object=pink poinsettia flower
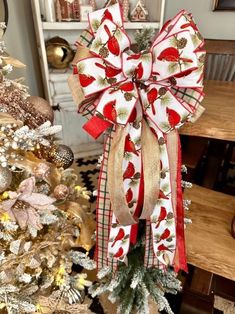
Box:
[0,177,56,230]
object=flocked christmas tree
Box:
[0,22,96,313]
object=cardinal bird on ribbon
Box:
[69,3,206,272]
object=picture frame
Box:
[80,5,93,21]
[213,0,235,11]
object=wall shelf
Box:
[31,0,165,154]
[42,21,160,30]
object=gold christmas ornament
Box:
[49,145,74,169]
[54,184,69,200]
[46,37,75,69]
[0,166,12,193]
[28,96,54,124]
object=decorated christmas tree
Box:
[0,22,96,313]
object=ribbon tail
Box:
[108,213,132,264]
[166,130,188,273]
[140,119,160,219]
[107,125,138,226]
[83,116,112,139]
[176,132,188,272]
[149,126,176,268]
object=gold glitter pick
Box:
[1,55,26,68]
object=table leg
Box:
[180,267,214,314]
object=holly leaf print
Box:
[161,94,172,106]
[129,179,139,187]
[77,62,85,74]
[141,53,151,62]
[191,33,200,47]
[97,76,108,87]
[92,19,101,31]
[125,69,135,77]
[181,113,189,123]
[117,108,129,121]
[143,101,150,111]
[151,215,157,224]
[156,199,163,206]
[134,136,141,147]
[159,122,171,132]
[161,183,170,193]
[124,152,133,160]
[169,36,178,48]
[168,62,179,74]
[166,218,174,227]
[115,28,123,41]
[92,38,103,51]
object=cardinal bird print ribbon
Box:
[70,3,206,272]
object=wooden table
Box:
[181,80,235,142]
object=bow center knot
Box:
[122,51,153,82]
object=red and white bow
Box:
[75,3,205,271]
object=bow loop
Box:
[152,30,200,84]
[78,57,126,97]
[89,3,124,34]
[140,83,192,133]
[90,19,130,69]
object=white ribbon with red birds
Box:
[75,3,205,271]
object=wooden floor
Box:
[185,185,235,282]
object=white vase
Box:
[44,0,56,22]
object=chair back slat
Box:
[216,55,226,80]
[204,39,235,81]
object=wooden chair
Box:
[203,40,235,190]
[185,40,235,188]
[182,40,235,181]
[180,41,235,313]
[205,39,235,81]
